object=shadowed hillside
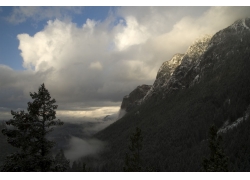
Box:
[87,18,250,171]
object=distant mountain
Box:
[89,17,250,171]
[102,114,117,121]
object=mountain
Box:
[144,34,212,102]
[120,18,250,112]
[76,18,250,171]
[89,18,250,171]
[120,84,152,114]
[119,34,212,112]
[143,53,184,101]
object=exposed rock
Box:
[120,84,152,113]
[119,17,250,114]
[143,53,184,101]
[102,115,113,121]
[143,35,212,101]
[163,35,212,93]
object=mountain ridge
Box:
[120,17,250,113]
[120,34,212,112]
[89,17,250,171]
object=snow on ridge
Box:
[143,35,212,102]
[218,113,249,134]
[242,18,250,30]
[157,53,184,75]
[185,35,212,57]
[230,17,250,31]
[218,103,250,134]
[218,117,244,134]
[142,53,184,102]
[190,74,199,86]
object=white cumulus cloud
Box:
[1,6,250,120]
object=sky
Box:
[1,5,250,121]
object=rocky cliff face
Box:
[119,35,212,112]
[120,84,151,113]
[200,17,250,78]
[94,17,250,172]
[165,35,212,89]
[146,34,212,100]
[121,35,211,109]
[119,17,250,114]
[142,53,184,101]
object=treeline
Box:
[0,83,235,172]
[87,29,250,171]
[2,45,250,172]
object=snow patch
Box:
[242,18,250,30]
[218,112,249,134]
[218,117,244,134]
[124,95,129,99]
[194,74,199,81]
[230,18,250,32]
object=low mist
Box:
[64,136,105,162]
[58,109,124,163]
[118,108,126,119]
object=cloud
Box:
[64,136,104,162]
[57,106,120,119]
[1,7,250,120]
[16,18,154,107]
[0,65,48,108]
[6,7,83,24]
[114,16,150,50]
[89,61,103,70]
[63,111,121,162]
[0,107,11,120]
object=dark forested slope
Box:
[91,18,250,171]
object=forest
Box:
[1,18,250,172]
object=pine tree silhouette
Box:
[1,83,63,172]
[202,125,229,172]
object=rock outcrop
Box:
[120,84,152,113]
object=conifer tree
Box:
[71,161,78,172]
[53,149,70,172]
[123,127,143,172]
[82,163,87,172]
[202,125,229,172]
[1,83,63,172]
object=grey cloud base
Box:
[1,7,250,119]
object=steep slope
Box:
[120,84,151,113]
[119,53,184,113]
[144,35,212,102]
[122,35,212,110]
[163,35,211,92]
[143,53,184,101]
[90,18,250,172]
